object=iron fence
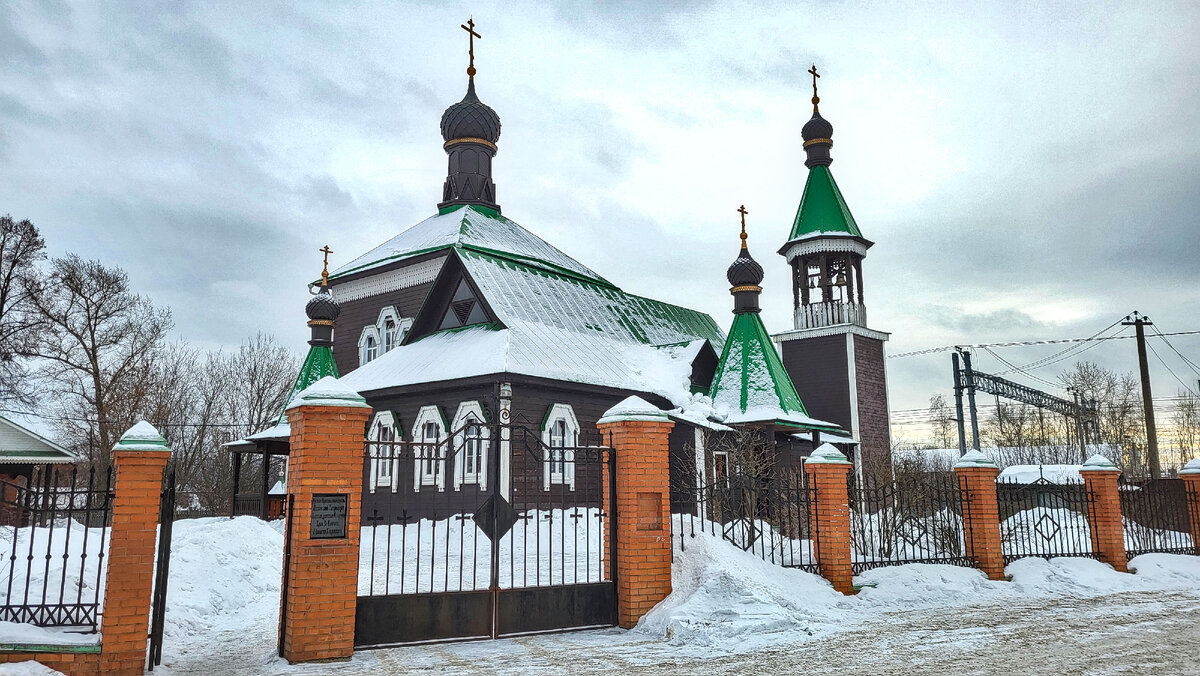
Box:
[849,472,972,573]
[997,472,1096,563]
[358,423,612,596]
[0,465,113,631]
[671,467,819,573]
[1120,477,1197,558]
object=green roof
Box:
[787,164,863,242]
[709,312,840,431]
[275,345,339,424]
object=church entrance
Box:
[352,421,616,647]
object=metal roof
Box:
[0,415,75,464]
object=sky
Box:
[3,0,1199,438]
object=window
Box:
[368,411,400,492]
[713,451,730,488]
[452,401,490,491]
[358,327,381,366]
[541,404,578,491]
[412,406,447,491]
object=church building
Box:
[231,35,888,516]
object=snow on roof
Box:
[340,249,724,407]
[0,415,75,464]
[998,464,1084,485]
[330,205,609,286]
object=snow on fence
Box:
[670,469,818,573]
[849,473,972,573]
[997,475,1097,563]
[358,507,605,595]
[0,466,113,631]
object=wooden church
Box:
[230,36,892,516]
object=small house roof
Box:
[0,415,75,464]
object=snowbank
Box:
[637,530,846,646]
[0,621,99,646]
[0,661,64,675]
[162,517,284,642]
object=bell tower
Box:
[774,67,892,470]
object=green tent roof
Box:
[786,164,863,242]
[275,344,339,425]
[708,311,840,431]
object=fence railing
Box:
[1120,477,1197,558]
[0,465,113,631]
[670,468,819,573]
[849,472,972,573]
[997,476,1097,563]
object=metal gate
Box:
[147,464,177,670]
[354,420,616,647]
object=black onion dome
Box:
[305,288,340,322]
[440,79,501,144]
[802,111,833,142]
[727,247,764,287]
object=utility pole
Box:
[960,349,982,451]
[952,353,967,455]
[1123,311,1160,478]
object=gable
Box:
[405,250,502,343]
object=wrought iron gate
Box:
[354,421,616,647]
[147,464,178,670]
[997,473,1097,562]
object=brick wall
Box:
[597,417,673,629]
[280,401,373,663]
[1082,469,1127,572]
[954,465,1005,580]
[0,652,100,674]
[805,457,854,594]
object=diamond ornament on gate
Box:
[473,493,519,541]
[1034,512,1061,543]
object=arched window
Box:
[412,406,447,492]
[367,411,400,492]
[541,403,578,491]
[374,307,412,355]
[358,326,381,366]
[452,401,490,491]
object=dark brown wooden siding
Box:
[332,280,436,377]
[781,333,851,431]
[853,335,891,472]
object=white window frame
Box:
[367,411,399,493]
[712,450,730,489]
[412,405,447,492]
[358,326,381,366]
[452,401,490,491]
[375,307,413,354]
[541,403,578,491]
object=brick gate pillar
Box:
[1177,458,1200,556]
[953,450,1005,580]
[280,377,372,663]
[1080,454,1127,573]
[100,422,172,676]
[805,444,855,595]
[597,396,674,629]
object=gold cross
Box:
[808,64,821,112]
[461,17,481,78]
[737,205,748,248]
[320,245,333,286]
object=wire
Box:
[996,318,1126,376]
[1151,325,1200,380]
[887,329,1200,359]
[980,346,1064,390]
[0,407,259,429]
[1145,340,1200,399]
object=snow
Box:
[998,464,1084,484]
[0,521,108,620]
[597,396,669,424]
[287,376,369,409]
[112,420,169,451]
[806,443,850,464]
[0,661,64,675]
[954,448,996,468]
[1080,453,1118,471]
[1180,457,1200,474]
[0,621,99,646]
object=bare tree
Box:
[1172,391,1200,469]
[1060,361,1146,473]
[0,215,46,406]
[927,393,956,449]
[31,255,172,467]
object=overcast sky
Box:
[4,0,1199,431]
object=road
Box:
[161,588,1200,675]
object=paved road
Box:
[161,589,1200,675]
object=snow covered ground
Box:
[5,515,1200,675]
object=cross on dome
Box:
[320,245,333,286]
[461,17,481,78]
[808,64,821,112]
[738,205,749,248]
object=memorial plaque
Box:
[310,493,348,539]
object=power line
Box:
[996,319,1126,376]
[1145,339,1200,399]
[1151,324,1200,380]
[887,329,1200,359]
[0,408,260,429]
